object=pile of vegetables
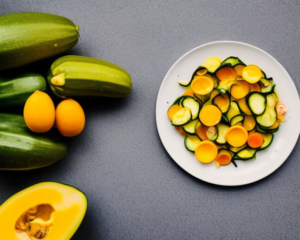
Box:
[0,12,132,239]
[167,56,287,168]
[0,12,132,171]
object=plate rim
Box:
[156,40,300,186]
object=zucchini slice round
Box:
[184,135,201,152]
[247,92,266,115]
[171,108,192,126]
[181,97,201,120]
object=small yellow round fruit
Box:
[55,99,85,137]
[23,90,55,133]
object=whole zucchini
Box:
[0,113,67,171]
[0,73,46,109]
[0,12,79,70]
[47,55,132,98]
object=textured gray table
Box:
[1,1,300,239]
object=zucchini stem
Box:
[51,73,65,86]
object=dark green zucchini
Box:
[0,12,79,70]
[0,113,67,171]
[0,73,46,109]
[47,55,132,98]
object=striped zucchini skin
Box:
[0,12,79,70]
[47,55,132,98]
[0,73,46,109]
[0,113,67,171]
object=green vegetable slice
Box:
[182,119,198,135]
[215,123,230,145]
[234,148,256,160]
[247,92,266,115]
[184,135,201,152]
[256,94,277,128]
[171,108,192,126]
[181,97,201,120]
[257,133,274,151]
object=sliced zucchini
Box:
[260,80,274,93]
[173,95,186,105]
[215,123,230,145]
[230,114,244,126]
[221,56,245,67]
[257,133,274,151]
[215,64,237,82]
[230,80,250,100]
[247,92,266,115]
[229,144,246,153]
[205,73,219,88]
[256,94,277,127]
[181,97,201,120]
[234,64,246,77]
[237,97,252,115]
[195,121,208,141]
[203,57,222,73]
[182,119,198,135]
[256,124,267,133]
[202,89,220,107]
[184,135,201,152]
[171,107,192,126]
[259,77,271,87]
[212,92,230,113]
[234,148,256,160]
[243,115,256,131]
[206,126,218,141]
[226,102,241,122]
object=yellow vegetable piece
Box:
[267,121,280,129]
[23,90,55,133]
[234,65,245,77]
[237,97,252,115]
[191,76,214,95]
[183,88,194,97]
[250,82,261,92]
[230,80,250,99]
[0,182,87,240]
[225,126,248,147]
[242,65,262,83]
[167,104,182,121]
[55,99,85,137]
[243,115,256,131]
[216,67,237,82]
[195,123,208,140]
[203,56,222,72]
[213,94,229,113]
[199,105,222,126]
[195,140,218,163]
[215,149,232,167]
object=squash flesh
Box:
[0,182,87,240]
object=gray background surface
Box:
[1,0,300,239]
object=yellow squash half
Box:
[0,182,87,240]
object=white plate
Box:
[156,41,300,186]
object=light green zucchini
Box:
[47,55,132,98]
